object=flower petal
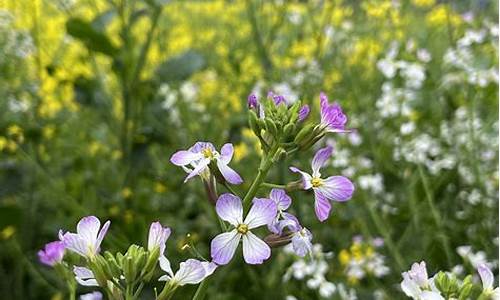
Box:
[74,266,99,287]
[219,143,234,164]
[291,228,313,257]
[216,160,243,185]
[289,167,313,189]
[77,216,100,247]
[95,220,110,252]
[175,259,206,286]
[421,291,444,300]
[244,198,277,229]
[242,231,271,264]
[62,233,89,257]
[478,263,494,290]
[270,188,291,210]
[170,150,203,166]
[184,158,210,182]
[311,146,333,176]
[148,222,171,253]
[313,190,332,222]
[201,261,217,277]
[159,255,174,278]
[319,176,354,202]
[210,230,240,265]
[216,193,243,226]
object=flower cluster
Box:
[401,260,499,299]
[39,90,355,299]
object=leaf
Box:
[66,17,118,56]
[155,50,205,82]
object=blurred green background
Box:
[0,0,498,299]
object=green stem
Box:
[262,182,286,189]
[192,278,210,300]
[417,165,453,267]
[242,148,277,206]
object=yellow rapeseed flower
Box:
[1,226,15,239]
[412,0,436,8]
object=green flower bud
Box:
[294,124,315,145]
[265,118,278,137]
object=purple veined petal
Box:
[242,231,271,264]
[289,167,313,190]
[216,160,243,185]
[95,220,110,253]
[219,143,234,164]
[201,261,217,277]
[478,263,494,290]
[170,150,203,166]
[311,146,333,177]
[148,222,171,253]
[58,230,65,241]
[80,291,103,300]
[210,230,241,265]
[319,176,354,202]
[281,212,301,232]
[267,218,281,235]
[76,216,100,248]
[244,198,277,229]
[175,259,206,286]
[216,193,243,226]
[409,261,428,287]
[184,158,210,182]
[62,233,89,257]
[74,266,98,287]
[159,255,174,278]
[291,228,313,257]
[270,188,291,211]
[319,92,329,113]
[298,105,310,122]
[313,190,332,222]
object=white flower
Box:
[158,256,216,287]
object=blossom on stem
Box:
[319,92,351,133]
[59,216,110,258]
[400,261,443,300]
[158,256,216,286]
[148,221,171,255]
[265,189,312,257]
[290,146,354,221]
[478,263,500,298]
[211,194,277,265]
[248,93,258,109]
[80,291,102,300]
[73,266,98,286]
[38,241,65,266]
[170,142,243,184]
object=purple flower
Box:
[247,93,258,109]
[290,146,354,221]
[268,91,286,106]
[159,256,217,286]
[266,189,292,234]
[74,266,98,286]
[148,222,171,255]
[319,92,351,133]
[170,142,243,185]
[59,216,110,258]
[80,292,102,300]
[298,105,310,122]
[210,194,277,265]
[38,241,65,266]
[478,263,499,296]
[80,291,102,300]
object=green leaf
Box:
[155,50,205,82]
[66,17,118,56]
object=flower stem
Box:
[262,182,286,189]
[192,278,210,300]
[417,164,453,267]
[242,147,277,206]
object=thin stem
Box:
[418,165,453,267]
[192,278,210,300]
[262,182,286,189]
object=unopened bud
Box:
[264,232,294,247]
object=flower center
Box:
[202,148,214,159]
[236,224,249,234]
[311,177,323,188]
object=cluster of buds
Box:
[40,90,356,300]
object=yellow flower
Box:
[233,143,248,162]
[42,125,56,140]
[0,137,7,151]
[1,226,15,239]
[412,0,435,8]
[7,125,22,136]
[426,5,462,27]
[339,249,351,266]
[121,187,133,199]
[155,182,167,193]
[362,1,392,19]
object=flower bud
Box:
[298,105,310,122]
[247,93,258,109]
[294,124,315,145]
